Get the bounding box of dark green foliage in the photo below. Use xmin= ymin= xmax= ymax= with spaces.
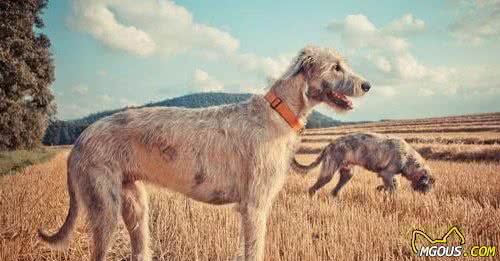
xmin=305 ymin=111 xmax=343 ymax=129
xmin=43 ymin=92 xmax=343 ymax=145
xmin=149 ymin=92 xmax=252 ymax=108
xmin=0 ymin=0 xmax=55 ymax=150
xmin=43 ymin=119 xmax=88 ymax=145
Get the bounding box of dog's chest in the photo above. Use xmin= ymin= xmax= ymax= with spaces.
xmin=260 ymin=134 xmax=298 ymax=175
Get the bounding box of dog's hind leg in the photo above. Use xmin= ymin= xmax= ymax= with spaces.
xmin=330 ymin=167 xmax=354 ymax=198
xmin=80 ymin=165 xmax=121 ymax=261
xmin=308 ymin=157 xmax=340 ymax=196
xmin=121 ymin=181 xmax=150 ymax=261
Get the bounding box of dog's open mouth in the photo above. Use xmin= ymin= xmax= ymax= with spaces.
xmin=326 ymin=91 xmax=353 ymax=110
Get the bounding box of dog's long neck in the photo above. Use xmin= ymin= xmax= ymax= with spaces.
xmin=269 ymin=73 xmax=314 ymax=124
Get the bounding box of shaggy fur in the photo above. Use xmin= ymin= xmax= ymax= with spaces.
xmin=38 ymin=46 xmax=370 ymax=261
xmin=292 ymin=132 xmax=435 ymax=197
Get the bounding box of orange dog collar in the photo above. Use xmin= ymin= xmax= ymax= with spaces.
xmin=264 ymin=91 xmax=304 ymax=133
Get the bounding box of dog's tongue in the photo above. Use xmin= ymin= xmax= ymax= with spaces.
xmin=331 ymin=91 xmax=353 ymax=110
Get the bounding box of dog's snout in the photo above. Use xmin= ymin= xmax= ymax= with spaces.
xmin=419 ymin=176 xmax=429 ymax=185
xmin=361 ymin=82 xmax=371 ymax=92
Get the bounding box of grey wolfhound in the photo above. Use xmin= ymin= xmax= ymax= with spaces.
xmin=38 ymin=46 xmax=371 ymax=261
xmin=292 ymin=132 xmax=435 ymax=198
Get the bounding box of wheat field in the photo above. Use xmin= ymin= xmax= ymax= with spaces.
xmin=1 ymin=112 xmax=500 ymax=260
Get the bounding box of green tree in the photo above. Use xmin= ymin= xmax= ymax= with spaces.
xmin=0 ymin=0 xmax=55 ymax=150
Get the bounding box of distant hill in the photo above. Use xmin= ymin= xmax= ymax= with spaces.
xmin=43 ymin=92 xmax=343 ymax=145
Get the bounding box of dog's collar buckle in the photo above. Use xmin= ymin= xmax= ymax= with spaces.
xmin=270 ymin=97 xmax=282 ymax=109
xmin=264 ymin=90 xmax=304 ymax=133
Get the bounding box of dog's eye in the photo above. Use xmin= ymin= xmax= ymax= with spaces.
xmin=415 ymin=163 xmax=421 ymax=168
xmin=331 ymin=64 xmax=341 ymax=72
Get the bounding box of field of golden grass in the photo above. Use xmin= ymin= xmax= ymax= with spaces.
xmin=1 ymin=112 xmax=499 ymax=260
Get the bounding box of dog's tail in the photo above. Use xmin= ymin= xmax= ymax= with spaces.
xmin=38 ymin=172 xmax=79 ymax=250
xmin=291 ymin=149 xmax=326 ymax=175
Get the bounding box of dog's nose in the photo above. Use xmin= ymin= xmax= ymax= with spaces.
xmin=361 ymin=82 xmax=371 ymax=92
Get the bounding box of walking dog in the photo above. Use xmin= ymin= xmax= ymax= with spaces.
xmin=292 ymin=132 xmax=434 ymax=197
xmin=38 ymin=46 xmax=371 ymax=261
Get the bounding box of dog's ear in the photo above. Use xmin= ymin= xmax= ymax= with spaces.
xmin=282 ymin=47 xmax=315 ymax=80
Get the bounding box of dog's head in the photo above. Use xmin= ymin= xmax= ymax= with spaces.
xmin=282 ymin=45 xmax=371 ymax=112
xmin=404 ymin=161 xmax=435 ymax=193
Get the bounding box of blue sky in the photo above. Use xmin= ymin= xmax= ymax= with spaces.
xmin=42 ymin=0 xmax=500 ymax=121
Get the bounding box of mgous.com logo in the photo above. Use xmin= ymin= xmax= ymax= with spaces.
xmin=411 ymin=226 xmax=496 ymax=257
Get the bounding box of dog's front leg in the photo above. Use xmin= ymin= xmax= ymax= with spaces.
xmin=376 ymin=174 xmax=398 ymax=192
xmin=236 ymin=154 xmax=288 ymax=261
xmin=239 ymin=204 xmax=270 ymax=261
xmin=380 ymin=171 xmax=397 ymax=193
xmin=232 ymin=213 xmax=246 ymax=261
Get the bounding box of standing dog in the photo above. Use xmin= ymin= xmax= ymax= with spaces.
xmin=292 ymin=132 xmax=434 ymax=197
xmin=38 ymin=46 xmax=371 ymax=261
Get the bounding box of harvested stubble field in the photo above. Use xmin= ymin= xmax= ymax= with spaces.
xmin=1 ymin=112 xmax=500 ymax=260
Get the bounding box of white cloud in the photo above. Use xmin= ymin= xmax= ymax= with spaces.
xmin=98 ymin=69 xmax=108 ymax=77
xmin=327 ymin=14 xmax=458 ymax=95
xmin=232 ymin=53 xmax=292 ymax=79
xmin=68 ymin=0 xmax=238 ymax=57
xmin=59 ymin=103 xmax=93 ymax=119
xmin=98 ymin=94 xmax=114 ymax=104
xmin=119 ymin=97 xmax=138 ymax=107
xmin=384 ymin=14 xmax=425 ymax=34
xmin=192 ymin=69 xmax=224 ymax=92
xmin=394 ymin=52 xmax=428 ymax=80
xmin=54 ymin=91 xmax=64 ymax=97
xmin=71 ymin=84 xmax=89 ymax=95
xmin=377 ymin=86 xmax=397 ymax=97
xmin=58 ymin=93 xmax=139 ymax=119
xmin=450 ymin=64 xmax=500 ymax=93
xmin=449 ymin=0 xmax=500 ymax=44
xmin=68 ymin=0 xmax=289 ymax=82
xmin=418 ymin=88 xmax=435 ymax=96
xmin=68 ymin=1 xmax=156 ymax=56
xmin=365 ymin=54 xmax=392 ymax=73
xmin=328 ymin=14 xmax=409 ymax=52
